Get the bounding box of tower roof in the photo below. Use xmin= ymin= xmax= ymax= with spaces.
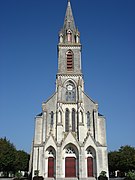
xmin=63 ymin=0 xmax=76 ymax=32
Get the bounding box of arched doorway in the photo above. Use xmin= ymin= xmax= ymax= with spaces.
xmin=87 ymin=157 xmax=93 ymax=177
xmin=48 ymin=157 xmax=54 ymax=177
xmin=46 ymin=147 xmax=56 ymax=178
xmin=64 ymin=145 xmax=78 ymax=178
xmin=86 ymin=147 xmax=96 ymax=177
xmin=65 ymin=157 xmax=76 ymax=177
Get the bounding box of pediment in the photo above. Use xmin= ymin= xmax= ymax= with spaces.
xmin=61 ymin=132 xmax=80 ymax=152
xmin=44 ymin=135 xmax=57 ymax=151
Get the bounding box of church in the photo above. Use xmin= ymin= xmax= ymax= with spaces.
xmin=29 ymin=1 xmax=109 ymax=179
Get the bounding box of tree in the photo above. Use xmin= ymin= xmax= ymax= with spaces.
xmin=14 ymin=150 xmax=30 ymax=172
xmin=119 ymin=146 xmax=135 ymax=173
xmin=0 ymin=137 xmax=30 ymax=177
xmin=125 ymin=171 xmax=135 ymax=180
xmin=108 ymin=145 xmax=135 ymax=177
xmin=108 ymin=151 xmax=120 ymax=176
xmin=98 ymin=171 xmax=108 ymax=180
xmin=0 ymin=137 xmax=16 ymax=176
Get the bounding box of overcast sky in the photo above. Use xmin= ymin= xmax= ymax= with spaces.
xmin=0 ymin=0 xmax=135 ymax=153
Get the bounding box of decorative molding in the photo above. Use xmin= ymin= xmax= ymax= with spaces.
xmin=57 ymin=74 xmax=83 ymax=77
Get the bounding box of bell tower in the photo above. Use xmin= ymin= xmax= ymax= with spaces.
xmin=57 ymin=0 xmax=82 ymax=75
xmin=56 ymin=0 xmax=85 ymax=142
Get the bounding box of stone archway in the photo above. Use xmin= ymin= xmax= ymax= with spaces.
xmin=64 ymin=144 xmax=79 ymax=178
xmin=46 ymin=147 xmax=56 ymax=178
xmin=86 ymin=146 xmax=97 ymax=178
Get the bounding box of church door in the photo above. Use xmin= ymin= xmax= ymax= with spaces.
xmin=87 ymin=157 xmax=93 ymax=177
xmin=65 ymin=157 xmax=76 ymax=177
xmin=48 ymin=157 xmax=54 ymax=177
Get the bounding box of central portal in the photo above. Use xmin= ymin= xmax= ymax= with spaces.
xmin=65 ymin=157 xmax=76 ymax=177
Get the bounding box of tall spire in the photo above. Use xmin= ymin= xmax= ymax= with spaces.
xmin=59 ymin=0 xmax=80 ymax=44
xmin=63 ymin=0 xmax=76 ymax=32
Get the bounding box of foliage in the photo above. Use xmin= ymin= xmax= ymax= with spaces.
xmin=0 ymin=137 xmax=29 ymax=177
xmin=0 ymin=137 xmax=16 ymax=176
xmin=119 ymin=146 xmax=135 ymax=172
xmin=100 ymin=171 xmax=107 ymax=177
xmin=125 ymin=171 xmax=135 ymax=180
xmin=98 ymin=171 xmax=108 ymax=180
xmin=14 ymin=150 xmax=30 ymax=172
xmin=15 ymin=171 xmax=22 ymax=179
xmin=108 ymin=145 xmax=135 ymax=177
xmin=108 ymin=151 xmax=120 ymax=174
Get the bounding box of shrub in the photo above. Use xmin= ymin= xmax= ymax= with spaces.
xmin=98 ymin=171 xmax=108 ymax=180
xmin=125 ymin=171 xmax=135 ymax=180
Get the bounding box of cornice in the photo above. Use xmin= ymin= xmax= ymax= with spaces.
xmin=58 ymin=44 xmax=82 ymax=49
xmin=56 ymin=74 xmax=83 ymax=77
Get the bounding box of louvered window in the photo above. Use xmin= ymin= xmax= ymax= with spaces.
xmin=67 ymin=51 xmax=73 ymax=71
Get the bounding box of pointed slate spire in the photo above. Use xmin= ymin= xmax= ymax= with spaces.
xmin=63 ymin=0 xmax=76 ymax=32
xmin=59 ymin=0 xmax=80 ymax=44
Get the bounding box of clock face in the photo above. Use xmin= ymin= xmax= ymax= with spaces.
xmin=67 ymin=85 xmax=73 ymax=91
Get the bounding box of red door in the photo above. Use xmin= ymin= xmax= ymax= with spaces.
xmin=87 ymin=157 xmax=93 ymax=177
xmin=48 ymin=157 xmax=54 ymax=177
xmin=65 ymin=157 xmax=76 ymax=177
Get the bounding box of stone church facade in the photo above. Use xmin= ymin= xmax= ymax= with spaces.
xmin=30 ymin=1 xmax=109 ymax=179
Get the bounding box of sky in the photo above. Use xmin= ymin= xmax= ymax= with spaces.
xmin=0 ymin=0 xmax=135 ymax=153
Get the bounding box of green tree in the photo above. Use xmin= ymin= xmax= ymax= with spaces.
xmin=108 ymin=145 xmax=135 ymax=177
xmin=0 ymin=137 xmax=16 ymax=176
xmin=98 ymin=171 xmax=108 ymax=180
xmin=14 ymin=150 xmax=30 ymax=172
xmin=0 ymin=137 xmax=30 ymax=177
xmin=108 ymin=151 xmax=120 ymax=176
xmin=125 ymin=171 xmax=135 ymax=180
xmin=119 ymin=146 xmax=135 ymax=173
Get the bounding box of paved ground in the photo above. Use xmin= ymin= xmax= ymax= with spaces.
xmin=0 ymin=179 xmax=13 ymax=180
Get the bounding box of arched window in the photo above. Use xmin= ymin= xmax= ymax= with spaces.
xmin=58 ymin=110 xmax=62 ymax=123
xmin=66 ymin=82 xmax=76 ymax=102
xmin=93 ymin=111 xmax=96 ymax=139
xmin=87 ymin=111 xmax=90 ymax=128
xmin=67 ymin=50 xmax=73 ymax=71
xmin=80 ymin=110 xmax=83 ymax=123
xmin=67 ymin=31 xmax=72 ymax=42
xmin=50 ymin=111 xmax=54 ymax=127
xmin=72 ymin=109 xmax=76 ymax=132
xmin=65 ymin=109 xmax=69 ymax=132
xmin=65 ymin=147 xmax=75 ymax=154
